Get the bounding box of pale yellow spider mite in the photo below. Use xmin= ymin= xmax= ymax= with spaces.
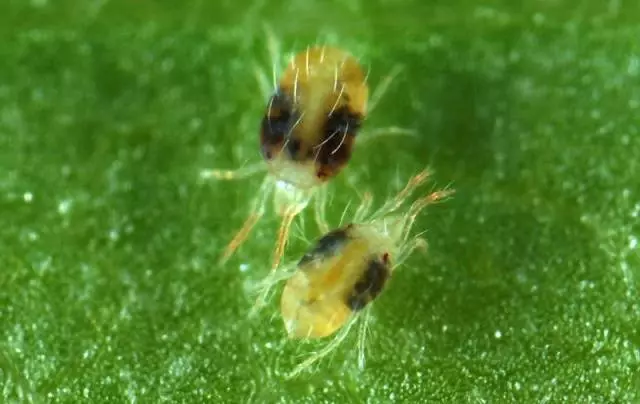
xmin=251 ymin=168 xmax=453 ymax=378
xmin=200 ymin=29 xmax=409 ymax=272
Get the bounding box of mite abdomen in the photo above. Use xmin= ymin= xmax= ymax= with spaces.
xmin=281 ymin=271 xmax=352 ymax=339
xmin=280 ymin=46 xmax=368 ymax=119
xmin=261 ymin=46 xmax=369 ymax=186
xmin=280 ymin=224 xmax=392 ymax=339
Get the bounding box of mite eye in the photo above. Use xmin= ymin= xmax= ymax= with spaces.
xmin=382 ymin=253 xmax=390 ymax=264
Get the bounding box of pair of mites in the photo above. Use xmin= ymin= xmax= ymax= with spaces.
xmin=201 ymin=38 xmax=452 ymax=377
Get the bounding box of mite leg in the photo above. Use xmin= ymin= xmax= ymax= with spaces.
xmin=395 ymin=237 xmax=429 ymax=268
xmin=253 ymin=64 xmax=274 ymax=100
xmin=353 ymin=191 xmax=373 ymax=223
xmin=262 ymin=22 xmax=283 ymax=91
xmin=253 ymin=24 xmax=285 ymax=103
xmin=356 ymin=308 xmax=372 ymax=370
xmin=252 ymin=25 xmax=279 ymax=100
xmin=367 ymin=64 xmax=403 ymax=114
xmin=375 ymin=168 xmax=433 ymax=218
xmin=251 ymin=207 xmax=298 ymax=311
xmin=200 ymin=162 xmax=265 ymax=182
xmin=251 ymin=22 xmax=285 ymax=99
xmin=219 ymin=214 xmax=261 ymax=265
xmin=400 ymin=188 xmax=455 ymax=243
xmin=337 ymin=199 xmax=354 ymax=227
xmin=359 ymin=64 xmax=415 ymax=147
xmin=286 ymin=314 xmax=360 ymax=378
xmin=314 ymin=186 xmax=330 ymax=234
xmin=340 ymin=178 xmax=372 ymax=223
xmin=271 ymin=206 xmax=298 ymax=271
xmin=358 ymin=126 xmax=416 ymax=146
xmin=248 ymin=262 xmax=297 ymax=317
xmin=218 ymin=178 xmax=273 ymax=265
xmin=408 ymin=188 xmax=455 ymax=219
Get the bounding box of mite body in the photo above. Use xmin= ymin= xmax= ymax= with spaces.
xmin=201 ymin=31 xmax=404 ymax=272
xmin=281 ymin=225 xmax=390 ymax=339
xmin=261 ymin=46 xmax=368 ymax=185
xmin=252 ymin=169 xmax=453 ymax=377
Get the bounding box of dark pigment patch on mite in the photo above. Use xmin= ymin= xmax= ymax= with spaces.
xmin=298 ymin=226 xmax=352 ymax=268
xmin=346 ymin=255 xmax=390 ymax=311
xmin=325 ymin=106 xmax=363 ymax=138
xmin=286 ymin=138 xmax=301 ymax=157
xmin=260 ymin=88 xmax=297 ymax=160
xmin=315 ymin=106 xmax=363 ymax=179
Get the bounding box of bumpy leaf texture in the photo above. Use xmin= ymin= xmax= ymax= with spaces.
xmin=1 ymin=0 xmax=638 ymax=402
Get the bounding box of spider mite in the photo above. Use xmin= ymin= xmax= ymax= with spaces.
xmin=251 ymin=168 xmax=453 ymax=378
xmin=200 ymin=29 xmax=408 ymax=272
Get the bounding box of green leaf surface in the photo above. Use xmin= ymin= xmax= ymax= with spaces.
xmin=1 ymin=1 xmax=639 ymax=402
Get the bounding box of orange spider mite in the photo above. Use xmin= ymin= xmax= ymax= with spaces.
xmin=201 ymin=35 xmax=403 ymax=272
xmin=261 ymin=46 xmax=368 ymax=184
xmin=252 ymin=169 xmax=453 ymax=377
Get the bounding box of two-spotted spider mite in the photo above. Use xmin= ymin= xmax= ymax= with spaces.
xmin=201 ymin=31 xmax=410 ymax=273
xmin=251 ymin=168 xmax=453 ymax=378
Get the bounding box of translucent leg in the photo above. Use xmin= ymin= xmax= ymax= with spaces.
xmin=254 ymin=65 xmax=274 ymax=100
xmin=250 ymin=23 xmax=283 ymax=100
xmin=395 ymin=237 xmax=429 ymax=269
xmin=367 ymin=64 xmax=403 ymax=114
xmin=200 ymin=162 xmax=265 ymax=181
xmin=262 ymin=22 xmax=282 ymax=91
xmin=271 ymin=206 xmax=297 ymax=271
xmin=340 ymin=178 xmax=372 ymax=224
xmin=360 ymin=65 xmax=416 ymax=147
xmin=356 ymin=308 xmax=372 ymax=370
xmin=219 ymin=213 xmax=262 ymax=265
xmin=249 ymin=262 xmax=297 ymax=317
xmin=395 ymin=187 xmax=455 ymax=245
xmin=286 ymin=314 xmax=359 ymax=379
xmin=359 ymin=126 xmax=417 ymax=145
xmin=314 ymin=186 xmax=330 ymax=234
xmin=338 ymin=199 xmax=354 ymax=227
xmin=374 ymin=168 xmax=433 ymax=218
xmin=409 ymin=188 xmax=455 ymax=216
xmin=218 ymin=178 xmax=272 ymax=265
xmin=353 ymin=191 xmax=373 ymax=223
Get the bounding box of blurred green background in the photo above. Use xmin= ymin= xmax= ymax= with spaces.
xmin=1 ymin=0 xmax=639 ymax=402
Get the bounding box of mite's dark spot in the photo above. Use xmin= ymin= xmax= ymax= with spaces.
xmin=325 ymin=106 xmax=363 ymax=139
xmin=298 ymin=226 xmax=352 ymax=268
xmin=346 ymin=255 xmax=390 ymax=311
xmin=260 ymin=89 xmax=297 ymax=159
xmin=287 ymin=138 xmax=301 ymax=157
xmin=314 ymin=106 xmax=363 ymax=177
xmin=306 ymin=149 xmax=315 ymax=159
